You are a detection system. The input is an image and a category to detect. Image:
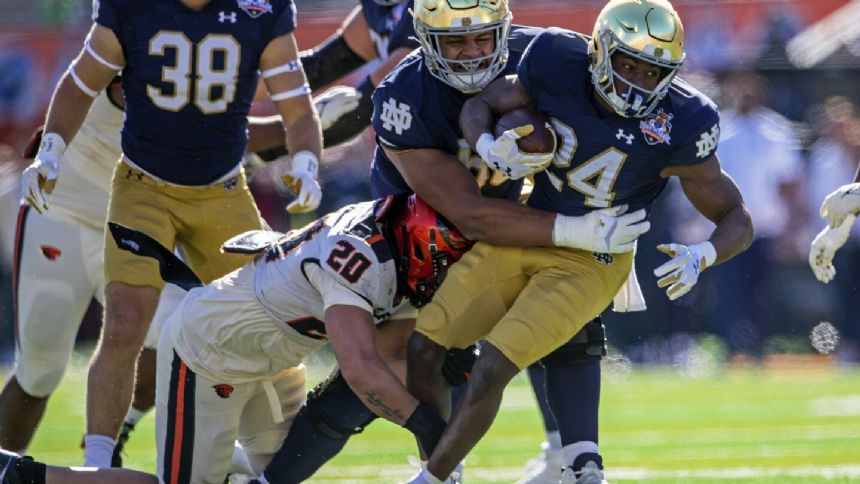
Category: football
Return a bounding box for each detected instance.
[494,107,556,154]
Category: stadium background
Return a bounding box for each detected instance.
[0,1,859,481]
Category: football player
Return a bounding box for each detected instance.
[127,194,467,483]
[251,0,420,157]
[254,1,647,482]
[19,0,323,468]
[408,0,754,483]
[809,175,860,283]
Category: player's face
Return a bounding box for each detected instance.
[611,52,663,92]
[437,31,496,70]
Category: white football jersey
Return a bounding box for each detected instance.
[168,200,405,382]
[47,90,122,229]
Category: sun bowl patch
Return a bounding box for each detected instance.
[639,108,673,145]
[236,0,272,18]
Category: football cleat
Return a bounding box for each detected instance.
[0,449,23,484]
[560,460,608,484]
[517,442,564,484]
[111,422,135,468]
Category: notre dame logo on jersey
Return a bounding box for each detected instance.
[379,98,413,135]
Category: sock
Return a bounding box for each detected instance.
[562,440,599,469]
[546,430,562,450]
[83,434,117,468]
[415,467,444,484]
[123,407,147,428]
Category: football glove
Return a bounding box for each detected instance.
[313,85,362,131]
[21,132,64,213]
[653,241,717,301]
[280,150,322,214]
[475,127,555,180]
[552,205,650,253]
[820,182,860,229]
[809,214,856,284]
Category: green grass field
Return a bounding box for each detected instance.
[6,351,860,483]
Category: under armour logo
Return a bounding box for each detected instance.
[219,11,237,23]
[695,124,720,158]
[125,169,144,181]
[616,129,634,145]
[224,177,237,191]
[379,98,413,135]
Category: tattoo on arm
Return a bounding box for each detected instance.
[363,391,406,422]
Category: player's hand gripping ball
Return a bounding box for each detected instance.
[493,107,556,154]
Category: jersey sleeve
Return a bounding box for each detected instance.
[388,3,419,53]
[318,234,385,310]
[305,264,373,313]
[91,0,120,33]
[517,29,577,100]
[666,104,721,166]
[269,0,298,38]
[371,71,436,151]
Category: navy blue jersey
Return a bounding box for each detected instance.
[94,0,296,185]
[387,0,418,53]
[360,0,416,55]
[369,25,542,200]
[517,28,720,216]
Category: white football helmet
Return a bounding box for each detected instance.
[589,0,686,118]
[412,0,512,93]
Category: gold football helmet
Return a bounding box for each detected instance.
[412,0,512,93]
[590,0,686,118]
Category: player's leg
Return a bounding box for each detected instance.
[541,319,607,483]
[236,365,306,477]
[112,282,186,467]
[154,334,248,484]
[0,209,101,452]
[0,448,157,484]
[301,5,376,90]
[86,162,177,467]
[517,363,564,484]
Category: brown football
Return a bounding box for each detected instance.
[494,107,556,154]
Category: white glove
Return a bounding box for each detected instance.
[280,150,322,213]
[475,127,555,180]
[21,132,64,213]
[653,241,717,301]
[313,86,361,130]
[820,182,860,229]
[809,214,855,283]
[552,205,651,253]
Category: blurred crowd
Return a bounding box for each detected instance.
[2,0,860,366]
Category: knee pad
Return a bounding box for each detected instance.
[306,369,377,439]
[441,345,479,387]
[16,349,70,397]
[540,316,607,367]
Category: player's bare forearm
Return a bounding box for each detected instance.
[369,47,412,86]
[283,109,322,157]
[43,75,99,145]
[386,147,555,245]
[460,75,532,149]
[666,154,754,265]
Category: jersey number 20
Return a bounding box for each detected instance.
[147,32,240,114]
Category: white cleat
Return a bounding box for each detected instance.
[517,442,564,484]
[560,461,608,484]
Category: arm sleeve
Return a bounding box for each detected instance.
[667,107,721,166]
[305,264,373,313]
[371,80,436,151]
[271,0,298,37]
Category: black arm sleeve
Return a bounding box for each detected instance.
[301,34,368,90]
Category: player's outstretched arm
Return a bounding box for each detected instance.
[654,154,754,300]
[21,23,123,213]
[260,33,324,213]
[325,305,446,454]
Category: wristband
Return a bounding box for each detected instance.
[689,241,717,270]
[403,401,446,456]
[291,150,319,177]
[37,132,67,165]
